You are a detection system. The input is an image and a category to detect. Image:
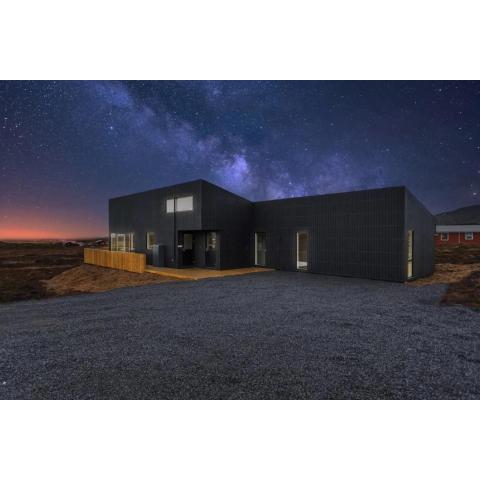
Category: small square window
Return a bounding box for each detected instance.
[440,233,449,241]
[465,232,474,241]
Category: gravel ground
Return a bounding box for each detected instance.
[0,271,479,399]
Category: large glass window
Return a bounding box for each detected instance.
[110,233,134,252]
[166,196,193,213]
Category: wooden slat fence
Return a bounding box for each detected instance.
[84,248,146,273]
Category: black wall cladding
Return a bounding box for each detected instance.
[109,180,435,282]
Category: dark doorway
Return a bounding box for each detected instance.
[181,232,195,267]
[205,231,217,268]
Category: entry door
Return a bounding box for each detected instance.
[296,231,308,271]
[182,233,194,266]
[407,230,414,279]
[255,232,266,266]
[205,232,217,268]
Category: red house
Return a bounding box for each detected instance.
[435,225,480,245]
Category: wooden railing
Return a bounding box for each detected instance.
[84,248,146,273]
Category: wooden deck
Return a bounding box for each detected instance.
[144,266,274,280]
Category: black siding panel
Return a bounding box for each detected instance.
[109,180,434,282]
[201,182,252,269]
[109,180,202,268]
[253,187,407,282]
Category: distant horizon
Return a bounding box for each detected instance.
[0,236,108,242]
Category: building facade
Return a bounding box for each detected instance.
[435,225,480,246]
[109,179,435,282]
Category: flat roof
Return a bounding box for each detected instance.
[436,225,480,232]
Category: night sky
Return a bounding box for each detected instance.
[1,80,479,239]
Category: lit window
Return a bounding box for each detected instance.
[111,233,134,251]
[440,233,449,241]
[110,233,117,251]
[166,196,193,213]
[465,232,474,240]
[146,232,156,249]
[407,230,414,279]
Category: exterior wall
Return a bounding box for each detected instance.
[109,180,435,282]
[201,182,252,269]
[109,180,202,268]
[253,187,407,282]
[109,180,252,269]
[435,231,480,246]
[404,189,436,279]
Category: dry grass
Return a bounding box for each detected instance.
[442,271,480,310]
[412,245,480,309]
[43,264,181,296]
[436,244,480,264]
[0,243,84,303]
[410,263,480,286]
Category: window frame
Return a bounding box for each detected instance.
[407,229,414,279]
[111,232,134,252]
[146,232,156,250]
[166,195,194,213]
[440,233,449,241]
[465,232,474,241]
[110,233,117,251]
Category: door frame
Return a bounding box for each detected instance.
[407,229,414,279]
[296,230,309,271]
[205,231,218,269]
[179,231,195,268]
[254,232,266,266]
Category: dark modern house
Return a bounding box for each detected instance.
[109,179,435,282]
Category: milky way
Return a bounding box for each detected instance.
[1,80,479,238]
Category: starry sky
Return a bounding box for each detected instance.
[1,80,479,239]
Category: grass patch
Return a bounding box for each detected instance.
[442,270,480,310]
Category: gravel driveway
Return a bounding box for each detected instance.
[1,271,479,399]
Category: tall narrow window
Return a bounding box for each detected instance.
[110,233,117,251]
[296,231,308,271]
[117,234,126,252]
[255,232,266,266]
[146,232,156,249]
[407,230,414,279]
[125,233,134,252]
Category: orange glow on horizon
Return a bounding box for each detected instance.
[0,212,107,240]
[0,228,106,240]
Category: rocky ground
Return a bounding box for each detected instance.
[0,271,478,399]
